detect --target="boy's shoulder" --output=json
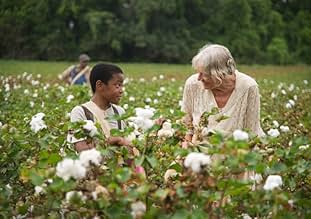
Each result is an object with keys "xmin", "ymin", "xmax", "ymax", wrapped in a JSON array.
[
  {"xmin": 111, "ymin": 104, "xmax": 125, "ymax": 114},
  {"xmin": 70, "ymin": 105, "xmax": 87, "ymax": 122}
]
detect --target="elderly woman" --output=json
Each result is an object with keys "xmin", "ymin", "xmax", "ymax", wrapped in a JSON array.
[{"xmin": 182, "ymin": 44, "xmax": 265, "ymax": 144}]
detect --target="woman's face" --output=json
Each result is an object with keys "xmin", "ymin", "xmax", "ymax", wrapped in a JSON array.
[{"xmin": 198, "ymin": 72, "xmax": 219, "ymax": 90}]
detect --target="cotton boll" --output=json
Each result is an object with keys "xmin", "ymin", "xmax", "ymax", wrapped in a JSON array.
[
  {"xmin": 285, "ymin": 103, "xmax": 292, "ymax": 109},
  {"xmin": 66, "ymin": 191, "xmax": 85, "ymax": 203},
  {"xmin": 34, "ymin": 186, "xmax": 45, "ymax": 195},
  {"xmin": 66, "ymin": 94, "xmax": 74, "ymax": 103},
  {"xmin": 280, "ymin": 125, "xmax": 289, "ymax": 132},
  {"xmin": 263, "ymin": 175, "xmax": 283, "ymax": 191},
  {"xmin": 30, "ymin": 112, "xmax": 47, "ymax": 133},
  {"xmin": 135, "ymin": 108, "xmax": 154, "ymax": 119},
  {"xmin": 123, "ymin": 104, "xmax": 129, "ymax": 110},
  {"xmin": 272, "ymin": 120, "xmax": 279, "ymax": 128},
  {"xmin": 158, "ymin": 129, "xmax": 174, "ymax": 138},
  {"xmin": 233, "ymin": 129, "xmax": 249, "ymax": 141},
  {"xmin": 145, "ymin": 97, "xmax": 152, "ymax": 103},
  {"xmin": 288, "ymin": 99, "xmax": 295, "ymax": 106},
  {"xmin": 83, "ymin": 120, "xmax": 98, "ymax": 137},
  {"xmin": 131, "ymin": 201, "xmax": 146, "ymax": 219},
  {"xmin": 126, "ymin": 132, "xmax": 137, "ymax": 142},
  {"xmin": 267, "ymin": 128, "xmax": 280, "ymax": 137},
  {"xmin": 298, "ymin": 145, "xmax": 309, "ymax": 150},
  {"xmin": 56, "ymin": 158, "xmax": 86, "ymax": 181},
  {"xmin": 190, "ymin": 161, "xmax": 202, "ymax": 173},
  {"xmin": 241, "ymin": 213, "xmax": 252, "ymax": 219},
  {"xmin": 288, "ymin": 84, "xmax": 295, "ymax": 91},
  {"xmin": 164, "ymin": 169, "xmax": 178, "ymax": 183},
  {"xmin": 184, "ymin": 152, "xmax": 211, "ymax": 173},
  {"xmin": 79, "ymin": 148, "xmax": 102, "ymax": 167}
]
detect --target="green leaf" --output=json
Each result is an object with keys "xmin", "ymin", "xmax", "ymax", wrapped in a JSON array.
[
  {"xmin": 146, "ymin": 155, "xmax": 158, "ymax": 168},
  {"xmin": 268, "ymin": 162, "xmax": 287, "ymax": 174},
  {"xmin": 115, "ymin": 167, "xmax": 132, "ymax": 183},
  {"xmin": 30, "ymin": 171, "xmax": 44, "ymax": 186}
]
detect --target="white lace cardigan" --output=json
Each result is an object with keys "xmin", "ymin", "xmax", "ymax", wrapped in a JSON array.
[{"xmin": 181, "ymin": 71, "xmax": 265, "ymax": 137}]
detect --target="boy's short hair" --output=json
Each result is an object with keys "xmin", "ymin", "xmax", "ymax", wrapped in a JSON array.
[{"xmin": 90, "ymin": 63, "xmax": 123, "ymax": 93}]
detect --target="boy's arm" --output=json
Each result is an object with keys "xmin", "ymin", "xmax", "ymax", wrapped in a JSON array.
[{"xmin": 74, "ymin": 140, "xmax": 95, "ymax": 152}]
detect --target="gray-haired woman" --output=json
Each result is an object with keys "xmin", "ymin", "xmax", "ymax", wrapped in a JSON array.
[{"xmin": 182, "ymin": 44, "xmax": 265, "ymax": 146}]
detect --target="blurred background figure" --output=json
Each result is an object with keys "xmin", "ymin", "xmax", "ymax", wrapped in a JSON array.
[{"xmin": 60, "ymin": 54, "xmax": 91, "ymax": 85}]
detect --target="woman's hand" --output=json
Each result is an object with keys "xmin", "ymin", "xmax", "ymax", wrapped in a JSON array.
[{"xmin": 181, "ymin": 134, "xmax": 193, "ymax": 149}]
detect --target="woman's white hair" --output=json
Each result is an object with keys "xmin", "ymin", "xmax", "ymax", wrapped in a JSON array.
[{"xmin": 192, "ymin": 44, "xmax": 236, "ymax": 84}]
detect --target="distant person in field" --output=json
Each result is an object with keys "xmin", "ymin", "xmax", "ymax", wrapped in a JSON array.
[
  {"xmin": 70, "ymin": 63, "xmax": 131, "ymax": 152},
  {"xmin": 182, "ymin": 44, "xmax": 265, "ymax": 146},
  {"xmin": 60, "ymin": 54, "xmax": 92, "ymax": 85}
]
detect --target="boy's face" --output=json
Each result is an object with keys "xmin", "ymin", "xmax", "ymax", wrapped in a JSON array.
[{"xmin": 98, "ymin": 73, "xmax": 124, "ymax": 104}]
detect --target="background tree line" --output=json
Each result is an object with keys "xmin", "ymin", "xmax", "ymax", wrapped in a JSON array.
[{"xmin": 0, "ymin": 0, "xmax": 310, "ymax": 64}]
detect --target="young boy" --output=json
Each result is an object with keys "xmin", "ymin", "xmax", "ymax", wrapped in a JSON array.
[{"xmin": 70, "ymin": 63, "xmax": 131, "ymax": 152}]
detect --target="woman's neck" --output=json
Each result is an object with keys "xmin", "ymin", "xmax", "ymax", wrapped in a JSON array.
[
  {"xmin": 91, "ymin": 95, "xmax": 110, "ymax": 110},
  {"xmin": 212, "ymin": 74, "xmax": 236, "ymax": 96}
]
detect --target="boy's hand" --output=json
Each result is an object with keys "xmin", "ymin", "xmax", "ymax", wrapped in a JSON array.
[{"xmin": 107, "ymin": 136, "xmax": 132, "ymax": 146}]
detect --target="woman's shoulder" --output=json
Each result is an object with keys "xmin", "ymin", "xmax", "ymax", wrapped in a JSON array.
[
  {"xmin": 236, "ymin": 71, "xmax": 258, "ymax": 90},
  {"xmin": 184, "ymin": 73, "xmax": 204, "ymax": 90},
  {"xmin": 185, "ymin": 73, "xmax": 200, "ymax": 84}
]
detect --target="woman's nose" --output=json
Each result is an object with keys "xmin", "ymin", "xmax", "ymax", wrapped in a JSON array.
[{"xmin": 198, "ymin": 72, "xmax": 203, "ymax": 81}]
